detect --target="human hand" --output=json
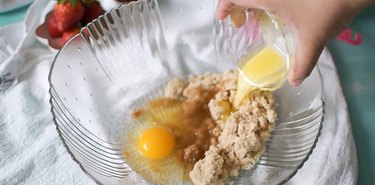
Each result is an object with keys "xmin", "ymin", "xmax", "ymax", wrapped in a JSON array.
[{"xmin": 217, "ymin": 0, "xmax": 373, "ymax": 86}]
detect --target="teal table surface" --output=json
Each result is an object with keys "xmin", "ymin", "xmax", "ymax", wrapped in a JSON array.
[
  {"xmin": 0, "ymin": 4, "xmax": 374, "ymax": 185},
  {"xmin": 0, "ymin": 5, "xmax": 29, "ymax": 26},
  {"xmin": 328, "ymin": 6, "xmax": 375, "ymax": 185}
]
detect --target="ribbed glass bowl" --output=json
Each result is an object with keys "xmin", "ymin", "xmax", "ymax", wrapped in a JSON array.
[{"xmin": 48, "ymin": 0, "xmax": 324, "ymax": 184}]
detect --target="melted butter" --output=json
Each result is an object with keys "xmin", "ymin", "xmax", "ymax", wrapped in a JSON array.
[
  {"xmin": 233, "ymin": 44, "xmax": 287, "ymax": 107},
  {"xmin": 217, "ymin": 100, "xmax": 232, "ymax": 120}
]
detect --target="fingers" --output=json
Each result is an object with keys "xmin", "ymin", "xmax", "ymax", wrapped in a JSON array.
[
  {"xmin": 217, "ymin": 0, "xmax": 270, "ymax": 20},
  {"xmin": 230, "ymin": 6, "xmax": 246, "ymax": 27},
  {"xmin": 217, "ymin": 0, "xmax": 234, "ymax": 20},
  {"xmin": 216, "ymin": 0, "xmax": 325, "ymax": 87},
  {"xmin": 288, "ymin": 34, "xmax": 325, "ymax": 86},
  {"xmin": 230, "ymin": 0, "xmax": 271, "ymax": 9}
]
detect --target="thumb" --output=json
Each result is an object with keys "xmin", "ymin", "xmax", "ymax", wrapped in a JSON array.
[
  {"xmin": 217, "ymin": 0, "xmax": 234, "ymax": 20},
  {"xmin": 288, "ymin": 33, "xmax": 326, "ymax": 86},
  {"xmin": 217, "ymin": 0, "xmax": 272, "ymax": 20}
]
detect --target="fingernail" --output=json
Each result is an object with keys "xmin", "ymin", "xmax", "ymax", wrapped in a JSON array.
[{"xmin": 290, "ymin": 79, "xmax": 303, "ymax": 87}]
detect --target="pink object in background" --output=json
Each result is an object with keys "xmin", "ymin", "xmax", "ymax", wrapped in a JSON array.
[{"xmin": 336, "ymin": 28, "xmax": 363, "ymax": 45}]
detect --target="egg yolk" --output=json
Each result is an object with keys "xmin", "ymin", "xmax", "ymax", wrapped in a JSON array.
[{"xmin": 138, "ymin": 127, "xmax": 176, "ymax": 160}]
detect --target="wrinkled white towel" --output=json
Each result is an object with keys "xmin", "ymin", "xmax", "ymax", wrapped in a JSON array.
[
  {"xmin": 0, "ymin": 0, "xmax": 357, "ymax": 184},
  {"xmin": 286, "ymin": 49, "xmax": 358, "ymax": 185}
]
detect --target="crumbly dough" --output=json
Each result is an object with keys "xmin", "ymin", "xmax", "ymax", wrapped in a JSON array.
[
  {"xmin": 164, "ymin": 71, "xmax": 277, "ymax": 185},
  {"xmin": 165, "ymin": 78, "xmax": 187, "ymax": 99},
  {"xmin": 189, "ymin": 146, "xmax": 225, "ymax": 185},
  {"xmin": 182, "ymin": 72, "xmax": 222, "ymax": 100},
  {"xmin": 190, "ymin": 90, "xmax": 276, "ymax": 184}
]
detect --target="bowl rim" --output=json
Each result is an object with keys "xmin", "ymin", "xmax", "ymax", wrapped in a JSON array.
[
  {"xmin": 47, "ymin": 1, "xmax": 148, "ymax": 185},
  {"xmin": 271, "ymin": 65, "xmax": 325, "ymax": 184},
  {"xmin": 278, "ymin": 92, "xmax": 324, "ymax": 184}
]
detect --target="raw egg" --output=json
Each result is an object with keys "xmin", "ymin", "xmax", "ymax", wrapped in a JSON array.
[
  {"xmin": 138, "ymin": 127, "xmax": 175, "ymax": 160},
  {"xmin": 123, "ymin": 97, "xmax": 217, "ymax": 184},
  {"xmin": 123, "ymin": 100, "xmax": 185, "ymax": 184}
]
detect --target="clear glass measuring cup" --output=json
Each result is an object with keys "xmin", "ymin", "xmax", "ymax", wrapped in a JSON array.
[{"xmin": 218, "ymin": 7, "xmax": 296, "ymax": 106}]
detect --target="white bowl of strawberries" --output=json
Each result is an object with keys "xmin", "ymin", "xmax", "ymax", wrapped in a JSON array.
[{"xmin": 36, "ymin": 0, "xmax": 105, "ymax": 50}]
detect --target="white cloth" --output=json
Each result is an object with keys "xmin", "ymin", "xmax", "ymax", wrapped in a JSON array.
[
  {"xmin": 0, "ymin": 0, "xmax": 357, "ymax": 184},
  {"xmin": 286, "ymin": 49, "xmax": 358, "ymax": 185},
  {"xmin": 0, "ymin": 42, "xmax": 94, "ymax": 185}
]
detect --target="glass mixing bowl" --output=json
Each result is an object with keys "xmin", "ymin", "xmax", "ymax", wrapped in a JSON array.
[{"xmin": 48, "ymin": 0, "xmax": 324, "ymax": 184}]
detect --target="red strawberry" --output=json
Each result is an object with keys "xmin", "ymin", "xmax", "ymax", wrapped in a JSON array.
[
  {"xmin": 115, "ymin": 0, "xmax": 136, "ymax": 2},
  {"xmin": 81, "ymin": 1, "xmax": 105, "ymax": 25},
  {"xmin": 54, "ymin": 0, "xmax": 84, "ymax": 32},
  {"xmin": 48, "ymin": 13, "xmax": 63, "ymax": 37},
  {"xmin": 60, "ymin": 26, "xmax": 80, "ymax": 46}
]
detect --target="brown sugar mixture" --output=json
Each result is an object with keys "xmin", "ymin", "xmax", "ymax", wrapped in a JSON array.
[
  {"xmin": 190, "ymin": 90, "xmax": 276, "ymax": 185},
  {"xmin": 131, "ymin": 73, "xmax": 224, "ymax": 165},
  {"xmin": 130, "ymin": 71, "xmax": 277, "ymax": 185}
]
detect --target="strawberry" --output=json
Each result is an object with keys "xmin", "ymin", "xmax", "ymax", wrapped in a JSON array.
[
  {"xmin": 81, "ymin": 1, "xmax": 105, "ymax": 25},
  {"xmin": 48, "ymin": 13, "xmax": 63, "ymax": 37},
  {"xmin": 54, "ymin": 0, "xmax": 84, "ymax": 32},
  {"xmin": 60, "ymin": 26, "xmax": 80, "ymax": 46},
  {"xmin": 115, "ymin": 0, "xmax": 136, "ymax": 2}
]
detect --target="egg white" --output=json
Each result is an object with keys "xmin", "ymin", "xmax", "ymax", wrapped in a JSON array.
[{"xmin": 123, "ymin": 104, "xmax": 190, "ymax": 184}]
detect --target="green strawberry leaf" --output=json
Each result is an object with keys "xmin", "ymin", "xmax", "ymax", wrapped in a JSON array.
[
  {"xmin": 57, "ymin": 0, "xmax": 67, "ymax": 4},
  {"xmin": 70, "ymin": 0, "xmax": 79, "ymax": 6},
  {"xmin": 81, "ymin": 0, "xmax": 94, "ymax": 6},
  {"xmin": 57, "ymin": 0, "xmax": 82, "ymax": 6}
]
